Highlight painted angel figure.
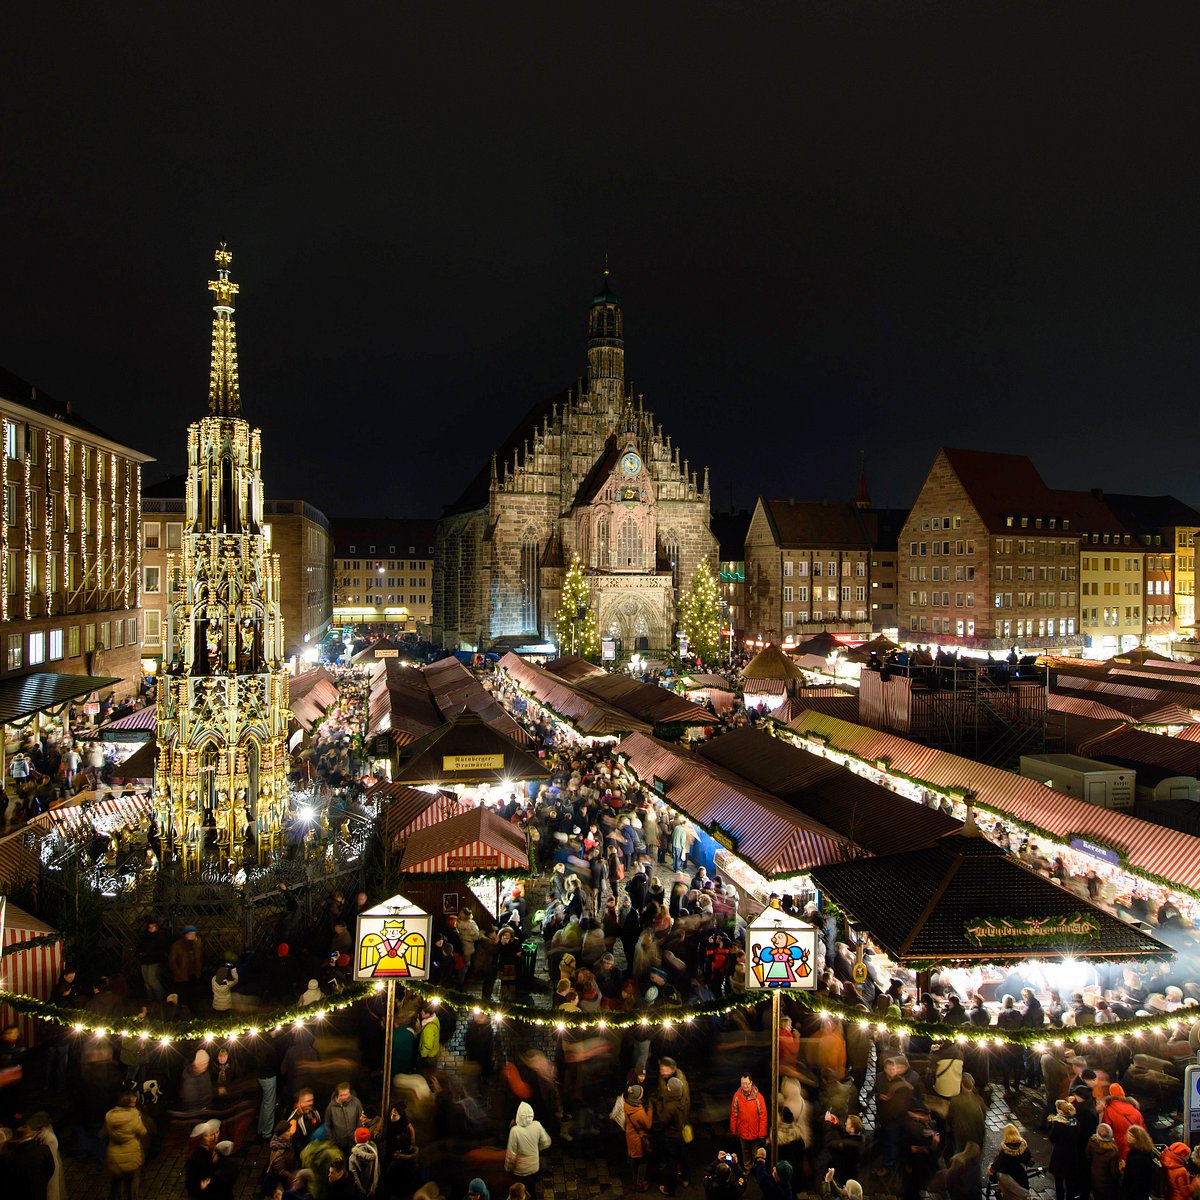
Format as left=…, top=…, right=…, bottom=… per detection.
left=750, top=929, right=812, bottom=987
left=358, top=919, right=428, bottom=979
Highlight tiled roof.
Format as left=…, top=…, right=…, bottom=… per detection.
left=810, top=832, right=1171, bottom=964
left=1103, top=493, right=1200, bottom=533
left=762, top=499, right=872, bottom=549
left=332, top=518, right=436, bottom=558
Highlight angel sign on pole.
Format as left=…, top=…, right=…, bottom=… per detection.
left=354, top=894, right=432, bottom=983
left=746, top=905, right=819, bottom=991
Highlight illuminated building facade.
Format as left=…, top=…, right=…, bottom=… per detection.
left=434, top=274, right=717, bottom=653
left=156, top=246, right=290, bottom=861
left=0, top=367, right=153, bottom=692
left=332, top=518, right=436, bottom=635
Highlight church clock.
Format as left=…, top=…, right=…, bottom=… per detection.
left=619, top=449, right=642, bottom=478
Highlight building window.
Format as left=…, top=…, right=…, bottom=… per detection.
left=616, top=516, right=644, bottom=569
left=86, top=624, right=96, bottom=652
left=49, top=628, right=63, bottom=660
left=114, top=621, right=124, bottom=649
left=166, top=523, right=182, bottom=550
left=783, top=586, right=793, bottom=603
left=144, top=611, right=161, bottom=646
left=783, top=611, right=794, bottom=628
left=144, top=566, right=161, bottom=593
left=99, top=621, right=110, bottom=650
left=69, top=625, right=80, bottom=657
left=783, top=560, right=793, bottom=577
left=28, top=631, right=45, bottom=665
left=127, top=617, right=137, bottom=644
left=144, top=523, right=160, bottom=549
left=6, top=634, right=21, bottom=670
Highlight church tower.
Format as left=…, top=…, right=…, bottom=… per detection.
left=156, top=245, right=291, bottom=869
left=586, top=268, right=625, bottom=415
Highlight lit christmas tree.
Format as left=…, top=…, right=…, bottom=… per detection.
left=679, top=557, right=721, bottom=665
left=556, top=554, right=600, bottom=659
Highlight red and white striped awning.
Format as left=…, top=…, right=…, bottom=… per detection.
left=399, top=807, right=529, bottom=874
left=98, top=705, right=157, bottom=741
left=371, top=783, right=464, bottom=843
left=787, top=708, right=1200, bottom=893
left=50, top=791, right=152, bottom=830
left=0, top=901, right=63, bottom=1047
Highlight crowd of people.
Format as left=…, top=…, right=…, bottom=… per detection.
left=4, top=650, right=1200, bottom=1200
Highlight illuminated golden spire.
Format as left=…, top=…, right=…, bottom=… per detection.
left=207, top=242, right=241, bottom=417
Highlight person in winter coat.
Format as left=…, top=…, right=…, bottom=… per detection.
left=946, top=1073, right=986, bottom=1159
left=776, top=1076, right=812, bottom=1185
left=990, top=1125, right=1034, bottom=1192
left=1120, top=1126, right=1157, bottom=1200
left=1087, top=1123, right=1121, bottom=1200
left=348, top=1127, right=380, bottom=1196
left=324, top=1083, right=365, bottom=1154
left=1160, top=1142, right=1192, bottom=1200
left=1101, top=1086, right=1145, bottom=1163
left=1046, top=1099, right=1080, bottom=1200
left=754, top=1148, right=794, bottom=1200
left=730, top=1074, right=769, bottom=1170
left=623, top=1084, right=653, bottom=1193
left=104, top=1092, right=148, bottom=1199
left=180, top=1049, right=215, bottom=1112
left=656, top=1076, right=690, bottom=1196
left=505, top=1101, right=551, bottom=1198
left=417, top=1008, right=441, bottom=1067
left=212, top=965, right=239, bottom=1012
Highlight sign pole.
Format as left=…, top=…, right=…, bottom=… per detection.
left=380, top=979, right=396, bottom=1123
left=770, top=988, right=780, bottom=1166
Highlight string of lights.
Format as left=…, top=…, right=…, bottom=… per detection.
left=8, top=974, right=1185, bottom=1050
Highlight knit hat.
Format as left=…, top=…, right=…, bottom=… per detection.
left=667, top=1077, right=683, bottom=1096
left=1108, top=1083, right=1125, bottom=1098
left=467, top=1181, right=490, bottom=1198
left=354, top=1127, right=372, bottom=1144
left=191, top=1118, right=220, bottom=1138
left=625, top=1085, right=643, bottom=1103
left=1097, top=1124, right=1114, bottom=1141
left=776, top=1161, right=794, bottom=1183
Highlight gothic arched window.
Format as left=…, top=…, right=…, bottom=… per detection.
left=520, top=534, right=540, bottom=632
left=616, top=516, right=643, bottom=570
left=597, top=515, right=610, bottom=569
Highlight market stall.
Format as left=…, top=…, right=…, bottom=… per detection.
left=742, top=643, right=802, bottom=712
left=0, top=901, right=63, bottom=1045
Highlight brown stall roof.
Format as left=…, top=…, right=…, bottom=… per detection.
left=391, top=710, right=549, bottom=786
left=698, top=727, right=960, bottom=856
left=542, top=656, right=716, bottom=727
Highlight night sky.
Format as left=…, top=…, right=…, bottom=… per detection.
left=2, top=5, right=1197, bottom=520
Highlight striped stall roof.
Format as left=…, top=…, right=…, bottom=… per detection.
left=98, top=706, right=158, bottom=737
left=1048, top=694, right=1140, bottom=723
left=0, top=823, right=45, bottom=893
left=499, top=653, right=653, bottom=736
left=399, top=807, right=529, bottom=873
left=1174, top=724, right=1200, bottom=743
left=49, top=791, right=153, bottom=829
left=372, top=784, right=464, bottom=843
left=1079, top=726, right=1200, bottom=780
left=616, top=731, right=849, bottom=877
left=787, top=709, right=1200, bottom=893
left=1, top=902, right=62, bottom=1046
left=745, top=678, right=787, bottom=696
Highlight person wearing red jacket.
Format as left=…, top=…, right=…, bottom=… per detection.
left=1099, top=1085, right=1144, bottom=1162
left=730, top=1074, right=769, bottom=1170
left=1159, top=1141, right=1192, bottom=1200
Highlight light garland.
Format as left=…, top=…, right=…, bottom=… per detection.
left=0, top=416, right=8, bottom=621
left=44, top=430, right=52, bottom=611
left=109, top=450, right=117, bottom=596
left=1, top=975, right=1194, bottom=1050
left=23, top=450, right=32, bottom=619
left=63, top=435, right=71, bottom=612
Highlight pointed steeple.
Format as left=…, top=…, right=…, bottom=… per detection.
left=207, top=242, right=241, bottom=417
left=854, top=451, right=871, bottom=510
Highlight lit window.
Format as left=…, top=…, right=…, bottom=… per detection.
left=28, top=631, right=45, bottom=665
left=48, top=628, right=63, bottom=660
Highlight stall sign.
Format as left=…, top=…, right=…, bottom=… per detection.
left=371, top=734, right=392, bottom=756
left=355, top=893, right=431, bottom=982
left=602, top=639, right=615, bottom=661
left=852, top=961, right=868, bottom=985
left=963, top=913, right=1101, bottom=947
left=710, top=823, right=738, bottom=853
left=83, top=702, right=101, bottom=716
left=1069, top=836, right=1122, bottom=866
left=441, top=754, right=505, bottom=771
left=375, top=649, right=399, bottom=658
left=452, top=854, right=500, bottom=868
left=652, top=776, right=669, bottom=796
left=745, top=908, right=819, bottom=990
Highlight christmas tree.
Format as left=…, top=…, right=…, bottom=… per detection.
left=679, top=557, right=722, bottom=665
left=556, top=554, right=600, bottom=659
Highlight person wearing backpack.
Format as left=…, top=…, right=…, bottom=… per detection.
left=1159, top=1142, right=1192, bottom=1200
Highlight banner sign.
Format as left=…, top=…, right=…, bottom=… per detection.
left=375, top=649, right=399, bottom=658
left=1069, top=836, right=1122, bottom=866
left=745, top=907, right=819, bottom=990
left=963, top=912, right=1102, bottom=947
left=441, top=754, right=505, bottom=772
left=355, top=893, right=432, bottom=982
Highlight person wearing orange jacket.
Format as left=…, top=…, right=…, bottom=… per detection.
left=1159, top=1142, right=1192, bottom=1200
left=730, top=1073, right=769, bottom=1171
left=1099, top=1085, right=1144, bottom=1163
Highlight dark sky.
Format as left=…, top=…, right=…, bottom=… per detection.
left=2, top=4, right=1197, bottom=520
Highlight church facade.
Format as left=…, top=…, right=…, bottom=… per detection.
left=434, top=277, right=717, bottom=654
